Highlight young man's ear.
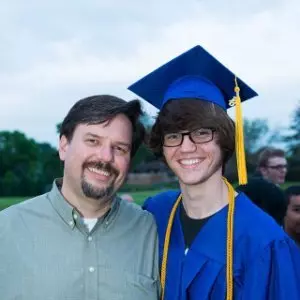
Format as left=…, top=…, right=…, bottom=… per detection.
left=58, top=135, right=69, bottom=161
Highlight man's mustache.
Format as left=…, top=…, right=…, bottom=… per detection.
left=82, top=161, right=119, bottom=177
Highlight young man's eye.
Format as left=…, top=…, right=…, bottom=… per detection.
left=166, top=134, right=180, bottom=140
left=193, top=129, right=211, bottom=136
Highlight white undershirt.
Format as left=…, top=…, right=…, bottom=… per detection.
left=83, top=218, right=98, bottom=232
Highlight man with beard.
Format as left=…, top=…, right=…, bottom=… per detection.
left=128, top=46, right=300, bottom=299
left=0, top=95, right=160, bottom=300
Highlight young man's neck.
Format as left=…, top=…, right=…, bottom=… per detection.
left=179, top=171, right=229, bottom=219
left=60, top=179, right=113, bottom=219
left=285, top=227, right=300, bottom=246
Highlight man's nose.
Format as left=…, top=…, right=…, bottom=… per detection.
left=97, top=144, right=113, bottom=162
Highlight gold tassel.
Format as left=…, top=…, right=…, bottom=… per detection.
left=234, top=77, right=248, bottom=185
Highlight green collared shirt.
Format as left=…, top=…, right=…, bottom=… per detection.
left=0, top=179, right=160, bottom=300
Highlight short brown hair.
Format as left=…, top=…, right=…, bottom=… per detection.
left=60, top=95, right=145, bottom=157
left=148, top=99, right=235, bottom=166
left=257, top=147, right=286, bottom=168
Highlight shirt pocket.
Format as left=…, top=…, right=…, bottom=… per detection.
left=98, top=267, right=159, bottom=300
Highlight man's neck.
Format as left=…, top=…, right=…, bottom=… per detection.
left=180, top=172, right=229, bottom=219
left=60, top=180, right=112, bottom=219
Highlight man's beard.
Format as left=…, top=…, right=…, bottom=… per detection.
left=81, top=161, right=119, bottom=201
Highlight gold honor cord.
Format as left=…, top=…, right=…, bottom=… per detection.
left=160, top=177, right=235, bottom=300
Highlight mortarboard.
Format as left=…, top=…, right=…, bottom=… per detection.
left=128, top=45, right=258, bottom=185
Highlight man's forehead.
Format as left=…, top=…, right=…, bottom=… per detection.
left=77, top=122, right=107, bottom=132
left=75, top=122, right=132, bottom=142
left=268, top=156, right=287, bottom=164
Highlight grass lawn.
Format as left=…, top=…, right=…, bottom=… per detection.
left=0, top=190, right=165, bottom=211
left=0, top=181, right=297, bottom=212
left=0, top=197, right=28, bottom=211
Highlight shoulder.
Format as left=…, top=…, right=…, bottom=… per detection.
left=118, top=198, right=156, bottom=228
left=0, top=193, right=49, bottom=233
left=142, top=190, right=181, bottom=237
left=1, top=193, right=49, bottom=216
left=235, top=192, right=288, bottom=251
left=143, top=190, right=181, bottom=214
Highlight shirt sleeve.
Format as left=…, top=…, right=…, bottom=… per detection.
left=242, top=237, right=300, bottom=299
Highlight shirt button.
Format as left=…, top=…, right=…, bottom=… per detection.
left=69, top=221, right=74, bottom=226
left=89, top=266, right=95, bottom=273
left=73, top=214, right=78, bottom=220
left=87, top=236, right=92, bottom=242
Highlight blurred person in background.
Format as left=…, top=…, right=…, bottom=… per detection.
left=255, top=147, right=288, bottom=186
left=237, top=178, right=286, bottom=226
left=284, top=186, right=300, bottom=246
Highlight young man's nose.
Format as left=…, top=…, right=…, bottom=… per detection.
left=180, top=135, right=197, bottom=152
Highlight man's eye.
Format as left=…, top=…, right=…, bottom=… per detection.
left=86, top=139, right=97, bottom=145
left=114, top=146, right=128, bottom=154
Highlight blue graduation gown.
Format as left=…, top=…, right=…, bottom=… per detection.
left=143, top=191, right=300, bottom=300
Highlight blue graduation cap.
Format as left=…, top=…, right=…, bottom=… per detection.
left=128, top=45, right=258, bottom=185
left=128, top=45, right=258, bottom=110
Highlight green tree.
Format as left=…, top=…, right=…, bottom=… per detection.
left=0, top=131, right=62, bottom=196
left=284, top=101, right=300, bottom=181
left=285, top=101, right=300, bottom=157
left=243, top=118, right=270, bottom=154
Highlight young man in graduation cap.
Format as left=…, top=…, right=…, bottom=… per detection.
left=128, top=46, right=300, bottom=300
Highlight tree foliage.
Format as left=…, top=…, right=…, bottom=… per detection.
left=285, top=101, right=300, bottom=157
left=0, top=131, right=62, bottom=196
left=243, top=118, right=270, bottom=154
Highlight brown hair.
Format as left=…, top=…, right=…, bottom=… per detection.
left=257, top=147, right=286, bottom=168
left=60, top=95, right=145, bottom=157
left=148, top=99, right=235, bottom=166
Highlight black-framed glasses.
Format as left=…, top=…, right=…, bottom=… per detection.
left=266, top=164, right=288, bottom=171
left=163, top=128, right=216, bottom=147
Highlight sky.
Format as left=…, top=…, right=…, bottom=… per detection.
left=0, top=0, right=299, bottom=148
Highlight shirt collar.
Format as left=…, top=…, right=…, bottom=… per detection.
left=48, top=178, right=76, bottom=229
left=48, top=178, right=121, bottom=230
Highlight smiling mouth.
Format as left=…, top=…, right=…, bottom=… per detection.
left=178, top=158, right=202, bottom=167
left=87, top=167, right=111, bottom=177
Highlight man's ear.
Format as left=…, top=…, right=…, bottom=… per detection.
left=259, top=167, right=267, bottom=177
left=58, top=135, right=69, bottom=161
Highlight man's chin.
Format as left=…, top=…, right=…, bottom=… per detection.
left=81, top=180, right=114, bottom=200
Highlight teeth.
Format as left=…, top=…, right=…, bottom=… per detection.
left=180, top=159, right=200, bottom=165
left=88, top=167, right=110, bottom=176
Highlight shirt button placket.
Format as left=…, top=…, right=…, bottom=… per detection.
left=85, top=234, right=98, bottom=299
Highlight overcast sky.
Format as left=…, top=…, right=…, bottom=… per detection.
left=1, top=0, right=299, bottom=148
